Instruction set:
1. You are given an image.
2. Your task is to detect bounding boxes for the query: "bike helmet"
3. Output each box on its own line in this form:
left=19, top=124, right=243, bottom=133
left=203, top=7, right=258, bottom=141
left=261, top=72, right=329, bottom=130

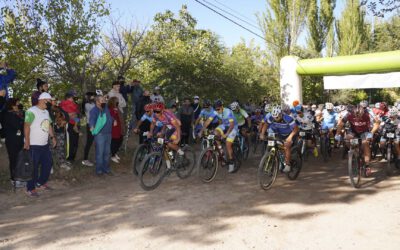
left=340, top=105, right=346, bottom=111
left=354, top=105, right=365, bottom=116
left=325, top=102, right=334, bottom=110
left=203, top=99, right=211, bottom=108
left=360, top=100, right=368, bottom=108
left=333, top=106, right=340, bottom=113
left=144, top=103, right=153, bottom=112
left=230, top=101, right=240, bottom=111
left=311, top=104, right=317, bottom=111
left=315, top=109, right=322, bottom=116
left=255, top=108, right=261, bottom=113
left=271, top=105, right=282, bottom=118
left=388, top=107, right=398, bottom=117
left=264, top=104, right=271, bottom=113
left=153, top=102, right=165, bottom=111
left=214, top=99, right=223, bottom=109
left=292, top=100, right=300, bottom=107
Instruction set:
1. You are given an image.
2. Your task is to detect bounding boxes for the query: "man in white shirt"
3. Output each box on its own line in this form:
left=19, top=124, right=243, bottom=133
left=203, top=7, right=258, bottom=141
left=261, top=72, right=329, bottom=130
left=24, top=92, right=57, bottom=197
left=150, top=86, right=164, bottom=103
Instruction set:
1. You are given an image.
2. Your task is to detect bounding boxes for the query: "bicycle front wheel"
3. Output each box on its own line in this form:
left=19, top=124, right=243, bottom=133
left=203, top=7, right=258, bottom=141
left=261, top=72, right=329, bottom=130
left=132, top=144, right=150, bottom=176
left=257, top=150, right=278, bottom=190
left=176, top=146, right=196, bottom=179
left=197, top=148, right=219, bottom=183
left=138, top=152, right=166, bottom=191
left=348, top=150, right=361, bottom=188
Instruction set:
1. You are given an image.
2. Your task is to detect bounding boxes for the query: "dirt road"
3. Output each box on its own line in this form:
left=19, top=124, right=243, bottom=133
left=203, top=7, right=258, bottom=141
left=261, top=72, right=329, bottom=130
left=1, top=151, right=400, bottom=250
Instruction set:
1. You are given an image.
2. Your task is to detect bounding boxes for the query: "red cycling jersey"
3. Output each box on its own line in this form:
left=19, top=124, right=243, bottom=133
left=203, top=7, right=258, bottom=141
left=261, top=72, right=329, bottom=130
left=345, top=112, right=371, bottom=134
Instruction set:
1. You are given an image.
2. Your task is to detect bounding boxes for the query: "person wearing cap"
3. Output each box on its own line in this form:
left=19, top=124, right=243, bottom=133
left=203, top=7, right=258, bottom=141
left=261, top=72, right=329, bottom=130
left=192, top=96, right=201, bottom=121
left=178, top=97, right=194, bottom=145
left=60, top=90, right=80, bottom=163
left=150, top=86, right=164, bottom=103
left=31, top=78, right=49, bottom=106
left=24, top=92, right=57, bottom=197
left=127, top=79, right=144, bottom=129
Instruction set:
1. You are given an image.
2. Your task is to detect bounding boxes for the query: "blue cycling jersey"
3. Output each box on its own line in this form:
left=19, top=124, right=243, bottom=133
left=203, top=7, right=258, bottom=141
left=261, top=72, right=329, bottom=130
left=140, top=113, right=153, bottom=123
left=209, top=108, right=238, bottom=128
left=199, top=108, right=219, bottom=124
left=266, top=114, right=296, bottom=136
left=322, top=109, right=339, bottom=129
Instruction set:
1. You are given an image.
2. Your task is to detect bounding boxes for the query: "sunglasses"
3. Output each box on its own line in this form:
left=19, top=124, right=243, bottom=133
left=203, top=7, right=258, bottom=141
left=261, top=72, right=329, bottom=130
left=154, top=110, right=161, bottom=114
left=216, top=108, right=222, bottom=111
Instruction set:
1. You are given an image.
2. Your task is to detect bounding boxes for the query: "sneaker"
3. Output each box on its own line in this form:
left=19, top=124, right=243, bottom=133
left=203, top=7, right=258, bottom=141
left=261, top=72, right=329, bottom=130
left=15, top=181, right=26, bottom=188
left=228, top=163, right=235, bottom=173
left=37, top=183, right=53, bottom=191
left=60, top=163, right=71, bottom=171
left=111, top=156, right=120, bottom=163
left=82, top=160, right=94, bottom=167
left=50, top=168, right=54, bottom=175
left=26, top=189, right=40, bottom=197
left=105, top=171, right=114, bottom=176
left=115, top=154, right=120, bottom=160
left=283, top=164, right=291, bottom=173
left=313, top=147, right=319, bottom=157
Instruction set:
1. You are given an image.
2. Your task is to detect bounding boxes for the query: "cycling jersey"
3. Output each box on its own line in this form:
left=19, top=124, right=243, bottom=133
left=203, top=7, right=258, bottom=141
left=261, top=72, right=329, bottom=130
left=293, top=111, right=314, bottom=130
left=233, top=108, right=249, bottom=126
left=251, top=114, right=263, bottom=124
left=199, top=107, right=219, bottom=124
left=140, top=113, right=153, bottom=123
left=343, top=112, right=371, bottom=135
left=322, top=109, right=339, bottom=129
left=266, top=114, right=297, bottom=136
left=208, top=108, right=238, bottom=128
left=152, top=110, right=181, bottom=129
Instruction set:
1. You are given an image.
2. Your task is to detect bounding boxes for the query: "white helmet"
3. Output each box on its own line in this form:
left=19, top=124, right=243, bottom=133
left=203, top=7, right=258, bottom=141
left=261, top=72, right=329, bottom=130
left=375, top=102, right=380, bottom=109
left=388, top=107, right=398, bottom=117
left=325, top=102, right=334, bottom=110
left=333, top=106, right=340, bottom=113
left=315, top=109, right=322, bottom=116
left=360, top=100, right=368, bottom=108
left=230, top=101, right=239, bottom=111
left=340, top=105, right=346, bottom=111
left=271, top=105, right=282, bottom=118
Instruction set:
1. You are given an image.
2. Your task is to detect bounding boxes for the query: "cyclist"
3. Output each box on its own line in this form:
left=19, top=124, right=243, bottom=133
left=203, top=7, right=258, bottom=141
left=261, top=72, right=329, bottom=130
left=194, top=99, right=219, bottom=131
left=251, top=108, right=263, bottom=133
left=200, top=100, right=238, bottom=173
left=147, top=102, right=184, bottom=160
left=230, top=101, right=252, bottom=135
left=316, top=102, right=339, bottom=146
left=133, top=103, right=154, bottom=143
left=378, top=106, right=400, bottom=165
left=336, top=105, right=380, bottom=175
left=292, top=104, right=318, bottom=157
left=260, top=105, right=299, bottom=172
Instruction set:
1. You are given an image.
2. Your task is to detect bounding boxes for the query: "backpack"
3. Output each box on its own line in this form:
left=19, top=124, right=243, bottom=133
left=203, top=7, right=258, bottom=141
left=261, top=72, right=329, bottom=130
left=14, top=150, right=34, bottom=181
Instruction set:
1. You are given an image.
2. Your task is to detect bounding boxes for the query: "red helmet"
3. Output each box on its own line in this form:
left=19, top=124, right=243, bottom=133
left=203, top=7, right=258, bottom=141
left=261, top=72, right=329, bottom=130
left=380, top=102, right=388, bottom=111
left=144, top=103, right=152, bottom=112
left=153, top=102, right=165, bottom=111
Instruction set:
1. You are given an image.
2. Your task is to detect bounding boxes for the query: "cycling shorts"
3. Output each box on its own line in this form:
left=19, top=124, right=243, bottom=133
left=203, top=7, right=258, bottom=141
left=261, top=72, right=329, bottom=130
left=216, top=124, right=237, bottom=143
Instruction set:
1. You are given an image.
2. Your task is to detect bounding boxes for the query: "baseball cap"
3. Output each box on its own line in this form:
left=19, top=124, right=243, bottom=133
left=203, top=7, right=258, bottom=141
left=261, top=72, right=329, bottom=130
left=194, top=96, right=200, bottom=99
left=38, top=92, right=52, bottom=100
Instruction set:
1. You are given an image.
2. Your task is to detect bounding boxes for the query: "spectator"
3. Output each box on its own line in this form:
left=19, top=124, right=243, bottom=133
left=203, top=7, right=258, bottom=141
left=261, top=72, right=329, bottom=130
left=82, top=92, right=96, bottom=167
left=31, top=78, right=49, bottom=106
left=108, top=81, right=126, bottom=114
left=108, top=97, right=123, bottom=163
left=117, top=75, right=131, bottom=122
left=150, top=86, right=164, bottom=103
left=89, top=95, right=113, bottom=176
left=192, top=96, right=201, bottom=121
left=178, top=97, right=194, bottom=145
left=0, top=89, right=5, bottom=148
left=128, top=79, right=144, bottom=129
left=24, top=92, right=57, bottom=197
left=60, top=90, right=80, bottom=163
left=50, top=98, right=71, bottom=171
left=2, top=98, right=24, bottom=187
left=0, top=62, right=17, bottom=107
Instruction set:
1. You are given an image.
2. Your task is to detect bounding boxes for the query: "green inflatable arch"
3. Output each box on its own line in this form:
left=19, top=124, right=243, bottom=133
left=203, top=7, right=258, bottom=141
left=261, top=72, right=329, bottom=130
left=280, top=50, right=400, bottom=104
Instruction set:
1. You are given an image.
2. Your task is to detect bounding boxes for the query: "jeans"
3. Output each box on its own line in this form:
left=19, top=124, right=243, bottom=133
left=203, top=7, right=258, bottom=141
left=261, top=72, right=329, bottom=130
left=94, top=133, right=111, bottom=174
left=27, top=144, right=53, bottom=191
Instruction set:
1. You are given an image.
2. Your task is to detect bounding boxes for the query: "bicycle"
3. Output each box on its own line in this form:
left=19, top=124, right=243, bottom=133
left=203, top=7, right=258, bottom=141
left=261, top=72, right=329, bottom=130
left=297, top=129, right=314, bottom=161
left=200, top=129, right=215, bottom=151
left=234, top=128, right=250, bottom=161
left=381, top=126, right=399, bottom=176
left=257, top=132, right=302, bottom=190
left=138, top=137, right=196, bottom=191
left=320, top=128, right=333, bottom=162
left=197, top=135, right=242, bottom=183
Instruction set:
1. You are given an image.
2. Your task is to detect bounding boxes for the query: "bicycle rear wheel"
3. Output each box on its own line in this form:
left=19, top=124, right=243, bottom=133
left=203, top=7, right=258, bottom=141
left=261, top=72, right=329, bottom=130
left=197, top=148, right=219, bottom=183
left=138, top=152, right=166, bottom=191
left=385, top=144, right=393, bottom=176
left=257, top=150, right=278, bottom=190
left=232, top=143, right=242, bottom=173
left=176, top=146, right=196, bottom=179
left=287, top=150, right=303, bottom=180
left=348, top=150, right=361, bottom=188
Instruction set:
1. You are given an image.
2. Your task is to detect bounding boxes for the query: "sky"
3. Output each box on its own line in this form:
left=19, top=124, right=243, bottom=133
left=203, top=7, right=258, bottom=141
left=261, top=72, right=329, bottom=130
left=105, top=0, right=347, bottom=48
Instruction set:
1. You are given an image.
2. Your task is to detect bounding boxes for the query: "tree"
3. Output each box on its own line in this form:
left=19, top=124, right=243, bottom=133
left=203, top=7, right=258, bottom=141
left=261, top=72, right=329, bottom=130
left=336, top=0, right=369, bottom=56
left=307, top=0, right=336, bottom=54
left=362, top=0, right=400, bottom=17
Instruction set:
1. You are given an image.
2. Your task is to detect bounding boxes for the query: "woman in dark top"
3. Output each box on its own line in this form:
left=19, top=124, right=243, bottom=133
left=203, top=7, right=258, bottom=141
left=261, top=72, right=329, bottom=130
left=2, top=98, right=24, bottom=184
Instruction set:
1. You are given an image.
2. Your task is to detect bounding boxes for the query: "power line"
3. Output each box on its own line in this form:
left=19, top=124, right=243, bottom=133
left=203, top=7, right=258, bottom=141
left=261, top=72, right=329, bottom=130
left=194, top=0, right=265, bottom=41
left=202, top=0, right=261, bottom=31
left=212, top=0, right=260, bottom=28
